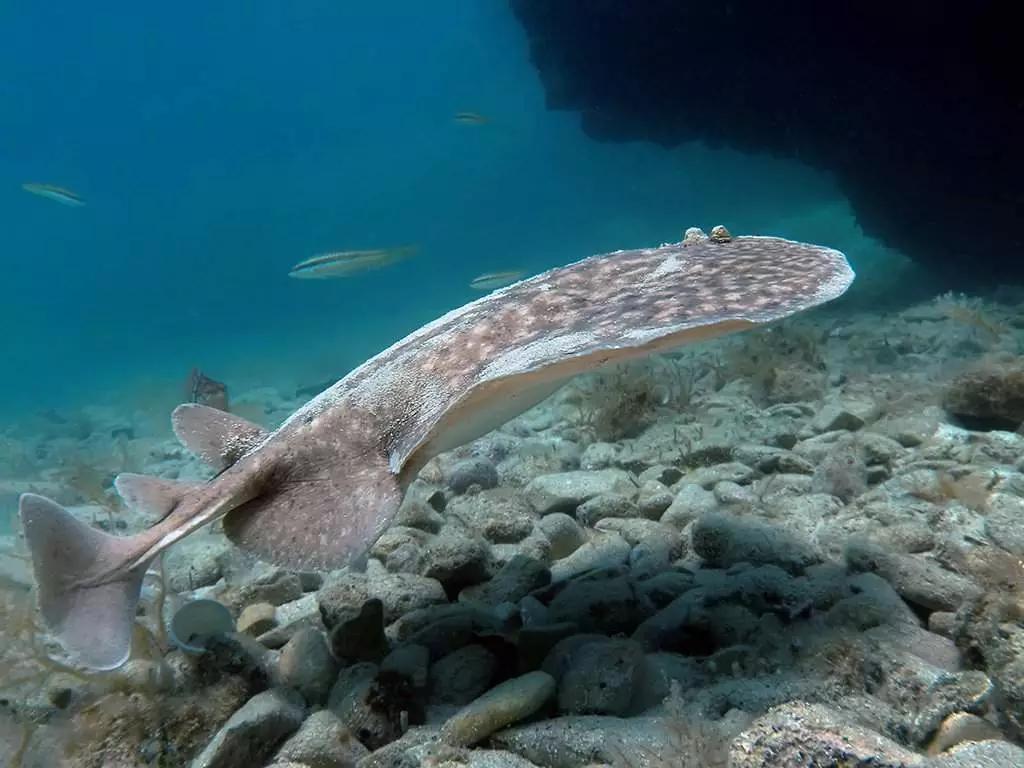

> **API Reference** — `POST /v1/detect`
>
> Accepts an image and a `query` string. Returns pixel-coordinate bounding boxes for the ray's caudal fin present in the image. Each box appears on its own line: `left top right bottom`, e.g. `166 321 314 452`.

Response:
18 494 152 670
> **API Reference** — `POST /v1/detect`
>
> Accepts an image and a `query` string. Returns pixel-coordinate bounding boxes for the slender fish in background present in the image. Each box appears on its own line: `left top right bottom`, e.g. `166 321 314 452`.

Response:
18 226 855 669
22 183 85 206
469 269 527 291
287 245 418 279
453 111 489 126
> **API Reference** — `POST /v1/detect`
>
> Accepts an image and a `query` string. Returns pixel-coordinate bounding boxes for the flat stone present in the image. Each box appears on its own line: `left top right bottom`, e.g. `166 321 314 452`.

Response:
190 689 305 768
237 602 278 636
439 671 555 747
274 709 369 768
728 701 921 768
524 469 637 515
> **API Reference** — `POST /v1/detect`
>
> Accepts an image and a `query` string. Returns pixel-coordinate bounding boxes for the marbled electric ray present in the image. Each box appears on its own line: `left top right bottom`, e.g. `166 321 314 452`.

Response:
18 226 854 669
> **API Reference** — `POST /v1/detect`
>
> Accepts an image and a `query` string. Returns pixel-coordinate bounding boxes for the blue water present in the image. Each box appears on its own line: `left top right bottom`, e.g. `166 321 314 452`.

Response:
1 1 870 422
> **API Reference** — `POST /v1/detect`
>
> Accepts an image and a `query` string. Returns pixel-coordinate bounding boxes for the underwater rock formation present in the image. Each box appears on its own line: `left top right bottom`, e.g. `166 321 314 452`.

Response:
509 1 1023 283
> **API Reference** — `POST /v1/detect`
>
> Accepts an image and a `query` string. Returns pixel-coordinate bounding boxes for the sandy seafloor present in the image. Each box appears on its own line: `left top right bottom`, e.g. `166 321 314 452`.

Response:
3 217 1024 766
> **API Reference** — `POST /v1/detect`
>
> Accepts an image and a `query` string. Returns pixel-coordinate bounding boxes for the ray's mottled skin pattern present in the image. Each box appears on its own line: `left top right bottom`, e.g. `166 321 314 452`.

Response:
15 229 856 672
280 234 853 474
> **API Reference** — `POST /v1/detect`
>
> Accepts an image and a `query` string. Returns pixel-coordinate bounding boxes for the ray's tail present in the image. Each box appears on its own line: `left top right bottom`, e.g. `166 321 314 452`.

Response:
18 493 152 670
18 468 247 670
16 459 230 671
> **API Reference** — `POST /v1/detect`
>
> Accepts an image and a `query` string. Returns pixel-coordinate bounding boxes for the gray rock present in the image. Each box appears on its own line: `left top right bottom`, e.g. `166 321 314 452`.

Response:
491 534 552 571
923 739 1024 766
579 441 621 470
274 710 369 768
929 611 957 638
406 743 541 767
638 465 684 487
429 644 497 707
420 533 492 595
628 538 681 578
518 595 549 626
630 590 706 654
632 653 701 712
445 490 536 544
793 430 856 463
383 540 424 574
327 663 405 750
924 712 1006 757
548 575 654 635
661 483 718 529
864 622 961 673
439 671 555 747
257 593 322 649
392 603 504 661
380 643 430 693
634 571 696 609
217 571 305 616
491 715 734 767
370 572 449 622
524 469 638 515
911 670 994 745
534 513 585 559
517 622 579 672
637 479 674 519
845 545 982 612
713 480 759 508
594 517 681 549
541 633 609 681
446 457 499 495
238 602 278 636
549 532 631 583
319 571 447 627
190 688 306 768
985 493 1024 555
809 397 878 433
825 572 923 629
198 632 281 690
576 493 637 526
460 554 550 607
393 498 444 534
951 605 1024 739
857 432 908 465
811 444 869 503
328 598 389 664
728 701 921 768
556 638 644 715
165 535 230 592
279 627 339 706
732 444 816 475
691 512 821 573
371 526 429 571
678 462 755 489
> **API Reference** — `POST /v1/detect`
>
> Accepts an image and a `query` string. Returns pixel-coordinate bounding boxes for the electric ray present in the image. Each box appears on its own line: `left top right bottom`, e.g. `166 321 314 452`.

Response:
18 226 854 669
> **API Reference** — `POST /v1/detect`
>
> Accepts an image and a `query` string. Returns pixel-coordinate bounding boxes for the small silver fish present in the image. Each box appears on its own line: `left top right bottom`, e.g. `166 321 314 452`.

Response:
22 183 85 206
288 246 417 279
469 269 526 291
454 111 489 126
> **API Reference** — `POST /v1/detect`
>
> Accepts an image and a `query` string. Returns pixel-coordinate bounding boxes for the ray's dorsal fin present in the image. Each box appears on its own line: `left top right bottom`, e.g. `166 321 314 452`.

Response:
171 403 269 472
114 474 202 522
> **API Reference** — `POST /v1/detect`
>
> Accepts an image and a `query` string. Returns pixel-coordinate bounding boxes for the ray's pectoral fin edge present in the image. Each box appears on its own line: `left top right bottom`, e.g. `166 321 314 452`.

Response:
221 450 401 573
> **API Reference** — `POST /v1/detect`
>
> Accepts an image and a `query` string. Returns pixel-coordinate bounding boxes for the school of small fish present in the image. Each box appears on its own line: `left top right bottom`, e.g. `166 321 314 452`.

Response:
22 109 502 282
